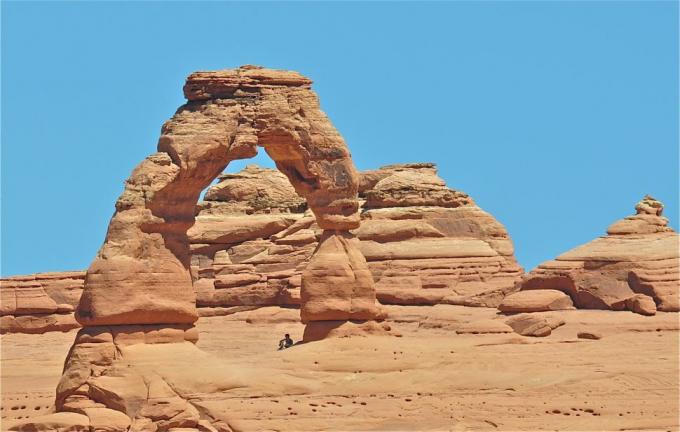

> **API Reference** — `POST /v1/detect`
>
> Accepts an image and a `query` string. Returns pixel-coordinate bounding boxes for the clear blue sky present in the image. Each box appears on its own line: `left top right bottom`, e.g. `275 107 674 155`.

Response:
1 1 678 277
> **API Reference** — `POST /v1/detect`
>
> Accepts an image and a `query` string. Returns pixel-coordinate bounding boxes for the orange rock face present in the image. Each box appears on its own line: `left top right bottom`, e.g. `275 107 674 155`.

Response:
45 66 381 430
301 231 385 323
77 65 373 329
190 163 524 311
3 161 524 335
0 272 84 334
519 196 679 312
498 289 574 313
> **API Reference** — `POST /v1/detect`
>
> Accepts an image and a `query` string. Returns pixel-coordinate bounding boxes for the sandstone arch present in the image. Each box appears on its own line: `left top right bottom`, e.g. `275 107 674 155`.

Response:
77 65 381 327
53 66 383 429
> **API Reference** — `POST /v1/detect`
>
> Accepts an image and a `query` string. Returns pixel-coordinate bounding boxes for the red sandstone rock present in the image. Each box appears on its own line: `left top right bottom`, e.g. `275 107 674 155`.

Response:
0 313 79 334
52 325 228 431
505 314 552 337
201 164 306 214
358 163 438 194
183 65 312 101
518 196 679 312
364 169 473 208
301 231 384 323
3 280 58 315
0 272 85 334
82 407 131 432
626 294 657 316
188 214 299 244
49 66 382 431
190 163 523 312
302 320 392 342
498 289 574 313
77 65 373 329
456 319 513 334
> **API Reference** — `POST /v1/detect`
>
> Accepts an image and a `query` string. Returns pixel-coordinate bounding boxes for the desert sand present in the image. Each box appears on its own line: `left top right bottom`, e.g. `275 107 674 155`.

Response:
3 305 678 431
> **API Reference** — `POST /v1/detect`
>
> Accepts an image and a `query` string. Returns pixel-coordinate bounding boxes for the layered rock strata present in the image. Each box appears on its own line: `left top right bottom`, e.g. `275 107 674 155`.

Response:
518 196 679 312
190 162 523 310
0 272 84 334
49 65 382 431
1 163 524 333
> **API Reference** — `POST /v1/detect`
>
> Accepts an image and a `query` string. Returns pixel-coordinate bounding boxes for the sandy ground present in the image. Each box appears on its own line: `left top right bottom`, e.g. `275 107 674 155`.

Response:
2 305 679 431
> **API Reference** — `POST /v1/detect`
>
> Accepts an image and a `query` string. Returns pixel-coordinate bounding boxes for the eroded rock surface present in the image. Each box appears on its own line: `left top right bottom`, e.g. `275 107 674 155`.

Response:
498 289 574 313
519 196 679 312
1 272 84 334
77 65 372 329
4 160 525 335
505 314 552 337
191 162 524 312
41 65 381 432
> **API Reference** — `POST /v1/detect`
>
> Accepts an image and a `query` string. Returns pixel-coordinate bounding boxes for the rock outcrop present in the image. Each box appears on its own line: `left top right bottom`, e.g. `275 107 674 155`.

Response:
498 289 574 313
44 65 382 431
301 231 384 323
625 293 657 316
518 196 679 312
191 163 524 311
0 272 84 334
1 163 524 334
504 314 553 337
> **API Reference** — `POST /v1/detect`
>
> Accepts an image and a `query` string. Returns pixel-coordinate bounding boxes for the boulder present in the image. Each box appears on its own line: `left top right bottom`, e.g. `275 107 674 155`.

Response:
505 314 552 337
626 294 657 316
571 275 634 310
358 163 435 193
498 289 574 313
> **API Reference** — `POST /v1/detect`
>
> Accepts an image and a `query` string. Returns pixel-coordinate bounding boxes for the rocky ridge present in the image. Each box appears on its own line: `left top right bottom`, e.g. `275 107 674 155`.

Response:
190 162 524 312
518 195 679 313
1 162 523 334
0 272 83 334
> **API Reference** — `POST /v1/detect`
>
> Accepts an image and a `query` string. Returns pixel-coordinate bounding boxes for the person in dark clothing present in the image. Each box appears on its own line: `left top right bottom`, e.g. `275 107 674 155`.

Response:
278 333 294 350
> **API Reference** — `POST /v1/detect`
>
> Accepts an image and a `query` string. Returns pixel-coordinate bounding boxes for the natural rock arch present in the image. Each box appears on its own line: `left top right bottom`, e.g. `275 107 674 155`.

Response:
53 66 384 427
77 65 382 327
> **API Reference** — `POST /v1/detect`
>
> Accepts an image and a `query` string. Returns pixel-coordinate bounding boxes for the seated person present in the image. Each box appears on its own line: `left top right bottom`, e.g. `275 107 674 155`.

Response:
278 333 294 350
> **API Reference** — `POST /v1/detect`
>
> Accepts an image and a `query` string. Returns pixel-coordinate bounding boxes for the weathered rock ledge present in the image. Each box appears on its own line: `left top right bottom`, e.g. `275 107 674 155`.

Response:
517 196 679 313
2 162 524 333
